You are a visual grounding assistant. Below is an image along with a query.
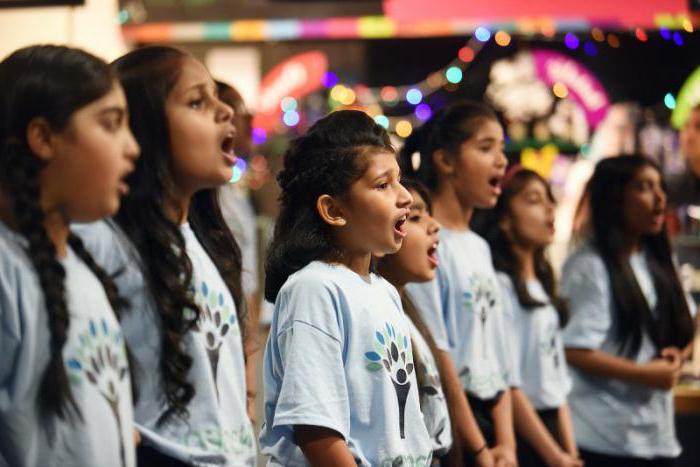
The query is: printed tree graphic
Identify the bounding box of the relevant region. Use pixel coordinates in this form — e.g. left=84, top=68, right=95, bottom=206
left=463, top=276, right=497, bottom=359
left=66, top=319, right=129, bottom=467
left=417, top=360, right=448, bottom=446
left=190, top=281, right=237, bottom=400
left=365, top=322, right=414, bottom=438
left=540, top=321, right=560, bottom=368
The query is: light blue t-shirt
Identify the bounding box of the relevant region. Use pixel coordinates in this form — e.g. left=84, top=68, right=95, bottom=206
left=75, top=220, right=255, bottom=466
left=405, top=229, right=512, bottom=400
left=498, top=273, right=572, bottom=410
left=406, top=317, right=453, bottom=457
left=561, top=244, right=694, bottom=459
left=259, top=261, right=433, bottom=466
left=0, top=220, right=135, bottom=467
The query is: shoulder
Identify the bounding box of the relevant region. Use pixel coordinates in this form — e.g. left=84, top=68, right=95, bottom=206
left=71, top=219, right=137, bottom=272
left=562, top=243, right=606, bottom=277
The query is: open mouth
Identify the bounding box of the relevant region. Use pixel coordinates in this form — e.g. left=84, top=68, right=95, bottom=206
left=221, top=134, right=236, bottom=165
left=488, top=175, right=502, bottom=193
left=394, top=216, right=407, bottom=237
left=427, top=242, right=439, bottom=267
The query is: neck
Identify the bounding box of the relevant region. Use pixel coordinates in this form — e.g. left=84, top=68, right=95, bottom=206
left=377, top=263, right=406, bottom=292
left=512, top=242, right=537, bottom=281
left=334, top=250, right=372, bottom=278
left=621, top=230, right=643, bottom=256
left=432, top=184, right=472, bottom=231
left=0, top=193, right=70, bottom=256
left=164, top=187, right=193, bottom=225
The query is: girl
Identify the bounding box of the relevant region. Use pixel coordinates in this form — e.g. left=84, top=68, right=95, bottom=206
left=401, top=101, right=516, bottom=467
left=0, top=45, right=139, bottom=466
left=478, top=168, right=581, bottom=467
left=259, top=110, right=433, bottom=466
left=375, top=179, right=458, bottom=464
left=75, top=46, right=255, bottom=466
left=562, top=155, right=695, bottom=467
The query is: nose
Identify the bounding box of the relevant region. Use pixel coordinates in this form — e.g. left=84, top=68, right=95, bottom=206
left=125, top=129, right=140, bottom=161
left=496, top=147, right=507, bottom=169
left=656, top=186, right=667, bottom=208
left=397, top=182, right=413, bottom=209
left=428, top=216, right=440, bottom=235
left=216, top=99, right=234, bottom=123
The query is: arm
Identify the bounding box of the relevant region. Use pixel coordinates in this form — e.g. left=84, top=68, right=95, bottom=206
left=490, top=390, right=517, bottom=467
left=436, top=350, right=495, bottom=467
left=565, top=348, right=682, bottom=390
left=556, top=404, right=578, bottom=458
left=295, top=425, right=357, bottom=467
left=511, top=389, right=581, bottom=467
left=244, top=293, right=261, bottom=424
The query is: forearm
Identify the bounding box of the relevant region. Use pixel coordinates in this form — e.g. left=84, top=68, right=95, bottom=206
left=436, top=351, right=489, bottom=453
left=491, top=389, right=516, bottom=449
left=295, top=425, right=357, bottom=467
left=244, top=294, right=261, bottom=421
left=511, top=388, right=562, bottom=464
left=557, top=404, right=579, bottom=457
left=565, top=348, right=643, bottom=384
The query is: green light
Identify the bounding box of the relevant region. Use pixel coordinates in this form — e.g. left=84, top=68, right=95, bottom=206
left=445, top=66, right=463, bottom=84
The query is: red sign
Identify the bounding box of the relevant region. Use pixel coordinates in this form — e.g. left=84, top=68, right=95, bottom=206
left=253, top=51, right=328, bottom=132
left=384, top=0, right=686, bottom=27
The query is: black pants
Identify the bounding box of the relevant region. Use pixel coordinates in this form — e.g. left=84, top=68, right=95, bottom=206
left=580, top=449, right=676, bottom=467
left=463, top=393, right=500, bottom=467
left=137, top=444, right=193, bottom=467
left=516, top=408, right=562, bottom=467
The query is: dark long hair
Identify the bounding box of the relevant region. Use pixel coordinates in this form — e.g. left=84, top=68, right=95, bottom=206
left=0, top=45, right=127, bottom=419
left=111, top=46, right=244, bottom=424
left=399, top=100, right=498, bottom=191
left=264, top=110, right=394, bottom=302
left=588, top=155, right=693, bottom=355
left=477, top=169, right=568, bottom=325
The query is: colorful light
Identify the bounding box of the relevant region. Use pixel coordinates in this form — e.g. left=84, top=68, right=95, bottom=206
left=251, top=127, right=267, bottom=145
left=280, top=96, right=297, bottom=112
left=458, top=46, right=475, bottom=62
left=330, top=85, right=346, bottom=102
left=380, top=86, right=399, bottom=103
left=374, top=115, right=389, bottom=129
left=445, top=66, right=463, bottom=84
left=635, top=28, right=648, bottom=42
left=495, top=31, right=511, bottom=47
left=322, top=71, right=339, bottom=88
left=474, top=27, right=491, bottom=42
left=395, top=120, right=413, bottom=138
left=553, top=82, right=569, bottom=99
left=583, top=41, right=598, bottom=56
left=340, top=88, right=356, bottom=106
left=665, top=93, right=676, bottom=110
left=406, top=88, right=423, bottom=105
left=660, top=27, right=671, bottom=40
left=283, top=110, right=300, bottom=126
left=683, top=18, right=694, bottom=33
left=673, top=31, right=684, bottom=46
left=231, top=166, right=243, bottom=183
left=591, top=28, right=605, bottom=42
left=415, top=103, right=432, bottom=121
left=564, top=33, right=579, bottom=49
left=607, top=33, right=620, bottom=48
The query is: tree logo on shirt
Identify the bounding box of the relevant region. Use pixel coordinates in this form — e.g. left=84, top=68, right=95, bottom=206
left=540, top=321, right=560, bottom=368
left=66, top=318, right=129, bottom=467
left=365, top=322, right=415, bottom=438
left=187, top=280, right=238, bottom=401
left=463, top=275, right=497, bottom=360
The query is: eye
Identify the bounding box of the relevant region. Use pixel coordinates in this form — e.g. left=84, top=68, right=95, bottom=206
left=376, top=182, right=389, bottom=190
left=189, top=97, right=205, bottom=109
left=409, top=214, right=421, bottom=223
left=100, top=115, right=121, bottom=133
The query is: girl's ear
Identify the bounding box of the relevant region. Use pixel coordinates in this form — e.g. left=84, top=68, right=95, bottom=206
left=26, top=117, right=56, bottom=162
left=432, top=148, right=455, bottom=176
left=316, top=194, right=347, bottom=227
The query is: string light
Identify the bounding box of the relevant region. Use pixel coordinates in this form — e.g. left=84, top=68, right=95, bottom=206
left=395, top=120, right=413, bottom=138
left=553, top=82, right=569, bottom=99
left=583, top=41, right=598, bottom=56
left=564, top=33, right=579, bottom=49
left=415, top=104, right=432, bottom=121
left=591, top=28, right=605, bottom=42
left=495, top=31, right=511, bottom=46
left=635, top=28, right=648, bottom=42
left=374, top=115, right=389, bottom=128
left=673, top=31, right=684, bottom=46
left=607, top=33, right=620, bottom=48
left=251, top=127, right=267, bottom=145
left=280, top=96, right=297, bottom=112
left=458, top=46, right=475, bottom=62
left=474, top=27, right=491, bottom=42
left=664, top=93, right=676, bottom=109
left=283, top=110, right=300, bottom=126
left=406, top=88, right=423, bottom=105
left=445, top=66, right=463, bottom=84
left=322, top=71, right=338, bottom=88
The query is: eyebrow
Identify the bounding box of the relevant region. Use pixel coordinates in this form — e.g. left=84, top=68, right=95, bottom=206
left=372, top=168, right=396, bottom=182
left=410, top=202, right=426, bottom=211
left=98, top=107, right=126, bottom=117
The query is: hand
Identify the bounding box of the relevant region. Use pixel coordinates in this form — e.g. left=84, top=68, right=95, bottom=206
left=474, top=446, right=495, bottom=467
left=639, top=358, right=682, bottom=390
left=133, top=429, right=141, bottom=447
left=661, top=346, right=684, bottom=367
left=246, top=391, right=257, bottom=426
left=490, top=445, right=517, bottom=467
left=549, top=451, right=583, bottom=467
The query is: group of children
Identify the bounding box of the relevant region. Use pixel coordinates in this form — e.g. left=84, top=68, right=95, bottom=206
left=0, top=44, right=695, bottom=467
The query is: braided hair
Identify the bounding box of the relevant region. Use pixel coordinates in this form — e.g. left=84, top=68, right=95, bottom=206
left=264, top=110, right=394, bottom=302
left=111, top=46, right=244, bottom=425
left=0, top=45, right=126, bottom=419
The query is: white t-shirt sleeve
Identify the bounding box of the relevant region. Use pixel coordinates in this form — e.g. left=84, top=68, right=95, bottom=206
left=271, top=279, right=350, bottom=438
left=405, top=267, right=450, bottom=351
left=71, top=220, right=131, bottom=277
left=497, top=273, right=522, bottom=388
left=0, top=264, right=21, bottom=409
left=561, top=251, right=611, bottom=349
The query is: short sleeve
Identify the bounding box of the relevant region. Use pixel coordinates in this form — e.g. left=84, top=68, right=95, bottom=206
left=270, top=279, right=350, bottom=438
left=405, top=268, right=450, bottom=351
left=0, top=269, right=21, bottom=408
left=561, top=251, right=611, bottom=349
left=497, top=273, right=522, bottom=387
left=71, top=220, right=131, bottom=277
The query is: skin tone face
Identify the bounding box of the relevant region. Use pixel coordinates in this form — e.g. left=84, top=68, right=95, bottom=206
left=680, top=108, right=700, bottom=177
left=450, top=119, right=508, bottom=210
left=500, top=178, right=556, bottom=251
left=324, top=150, right=413, bottom=274
left=38, top=81, right=140, bottom=224
left=621, top=165, right=667, bottom=242
left=378, top=189, right=440, bottom=288
left=166, top=56, right=236, bottom=198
